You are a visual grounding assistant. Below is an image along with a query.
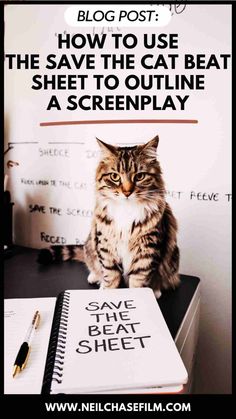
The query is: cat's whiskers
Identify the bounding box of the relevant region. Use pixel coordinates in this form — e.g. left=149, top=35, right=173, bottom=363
left=136, top=191, right=165, bottom=200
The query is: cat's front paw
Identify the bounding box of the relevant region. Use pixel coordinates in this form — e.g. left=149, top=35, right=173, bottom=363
left=87, top=272, right=101, bottom=285
left=99, top=277, right=121, bottom=289
left=154, top=289, right=162, bottom=299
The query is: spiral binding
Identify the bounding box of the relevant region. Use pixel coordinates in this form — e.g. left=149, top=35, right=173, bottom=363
left=41, top=291, right=70, bottom=394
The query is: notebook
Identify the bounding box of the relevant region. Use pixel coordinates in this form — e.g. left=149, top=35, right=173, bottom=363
left=42, top=288, right=188, bottom=394
left=4, top=297, right=56, bottom=394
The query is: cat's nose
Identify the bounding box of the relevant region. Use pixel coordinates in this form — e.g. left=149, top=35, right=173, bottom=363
left=122, top=178, right=133, bottom=197
left=123, top=190, right=133, bottom=197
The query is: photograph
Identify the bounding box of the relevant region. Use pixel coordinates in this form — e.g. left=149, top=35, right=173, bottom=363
left=3, top=0, right=232, bottom=410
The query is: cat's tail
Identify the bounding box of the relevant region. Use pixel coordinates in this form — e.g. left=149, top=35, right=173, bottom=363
left=37, top=245, right=85, bottom=265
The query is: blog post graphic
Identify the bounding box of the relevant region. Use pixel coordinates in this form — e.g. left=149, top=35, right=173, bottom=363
left=4, top=1, right=231, bottom=404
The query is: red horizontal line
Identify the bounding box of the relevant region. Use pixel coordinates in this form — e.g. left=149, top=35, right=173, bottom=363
left=40, top=119, right=198, bottom=127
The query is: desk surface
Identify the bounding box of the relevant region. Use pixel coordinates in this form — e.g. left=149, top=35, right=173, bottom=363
left=4, top=246, right=200, bottom=339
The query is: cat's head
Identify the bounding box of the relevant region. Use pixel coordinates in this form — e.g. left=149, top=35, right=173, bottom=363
left=95, top=136, right=165, bottom=206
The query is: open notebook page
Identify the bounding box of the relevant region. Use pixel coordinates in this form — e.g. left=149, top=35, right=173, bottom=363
left=50, top=289, right=187, bottom=393
left=4, top=297, right=56, bottom=394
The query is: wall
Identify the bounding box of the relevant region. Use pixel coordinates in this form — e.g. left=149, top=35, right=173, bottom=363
left=4, top=4, right=231, bottom=393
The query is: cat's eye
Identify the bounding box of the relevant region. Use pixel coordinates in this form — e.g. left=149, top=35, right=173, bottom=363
left=110, top=173, right=121, bottom=182
left=135, top=173, right=146, bottom=181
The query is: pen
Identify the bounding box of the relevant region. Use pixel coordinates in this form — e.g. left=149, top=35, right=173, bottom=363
left=12, top=310, right=40, bottom=378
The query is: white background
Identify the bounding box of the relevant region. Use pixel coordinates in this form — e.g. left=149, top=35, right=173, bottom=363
left=4, top=4, right=231, bottom=393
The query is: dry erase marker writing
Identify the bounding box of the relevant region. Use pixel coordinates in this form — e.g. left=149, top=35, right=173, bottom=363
left=12, top=310, right=40, bottom=378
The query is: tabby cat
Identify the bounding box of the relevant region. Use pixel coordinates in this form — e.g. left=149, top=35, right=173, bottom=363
left=38, top=136, right=180, bottom=298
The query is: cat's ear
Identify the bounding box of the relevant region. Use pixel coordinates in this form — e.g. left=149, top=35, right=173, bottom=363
left=143, top=135, right=159, bottom=151
left=96, top=138, right=117, bottom=156
left=138, top=135, right=159, bottom=158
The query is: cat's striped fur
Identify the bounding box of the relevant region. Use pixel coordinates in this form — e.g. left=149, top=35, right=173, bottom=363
left=38, top=136, right=180, bottom=297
